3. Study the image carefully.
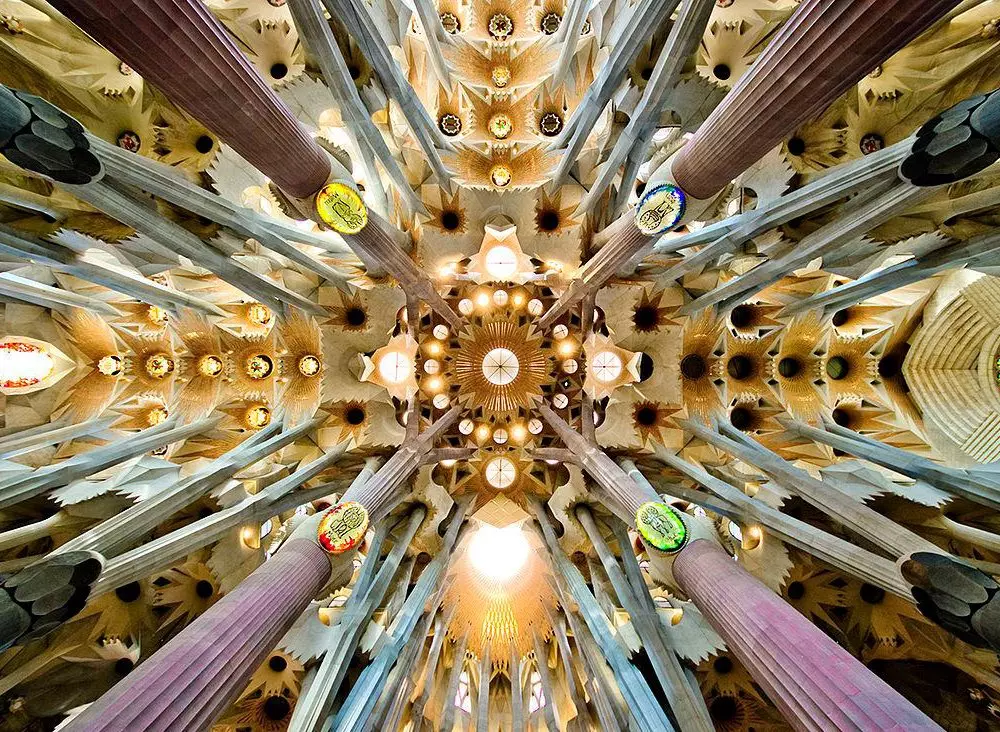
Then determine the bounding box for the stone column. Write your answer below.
[61,539,334,732]
[673,539,942,731]
[538,404,658,521]
[48,0,330,198]
[671,0,961,199]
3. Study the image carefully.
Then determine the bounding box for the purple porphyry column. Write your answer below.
[671,0,962,199]
[48,0,331,199]
[62,540,331,732]
[673,540,941,731]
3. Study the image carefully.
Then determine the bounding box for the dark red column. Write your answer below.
[62,540,331,732]
[49,0,330,198]
[674,540,941,731]
[672,0,961,199]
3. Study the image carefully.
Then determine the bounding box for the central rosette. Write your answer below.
[482,347,518,386]
[452,319,552,414]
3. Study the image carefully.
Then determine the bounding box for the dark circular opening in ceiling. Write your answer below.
[777,357,800,378]
[681,354,706,379]
[727,355,753,380]
[115,581,142,603]
[263,696,291,721]
[826,356,850,380]
[345,307,367,326]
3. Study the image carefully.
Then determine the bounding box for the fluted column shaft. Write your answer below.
[49,0,330,198]
[63,540,332,732]
[674,540,941,732]
[672,0,959,199]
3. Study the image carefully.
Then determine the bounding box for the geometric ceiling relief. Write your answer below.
[5,0,1000,729]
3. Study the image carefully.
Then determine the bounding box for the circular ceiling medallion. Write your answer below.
[634,183,686,235]
[485,245,518,279]
[315,182,368,234]
[636,502,688,553]
[484,456,517,489]
[317,501,369,554]
[482,347,519,386]
[591,350,623,382]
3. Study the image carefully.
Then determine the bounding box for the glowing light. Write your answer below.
[476,424,491,441]
[378,352,413,384]
[145,353,175,379]
[198,355,224,377]
[475,290,492,308]
[98,354,122,376]
[489,113,513,140]
[0,342,53,389]
[511,292,526,307]
[426,342,443,358]
[511,423,527,442]
[485,245,518,280]
[298,355,321,376]
[245,354,273,380]
[469,524,529,580]
[557,340,576,357]
[147,305,168,326]
[441,459,457,467]
[592,351,623,382]
[425,375,444,392]
[491,66,511,88]
[246,302,273,327]
[240,525,260,550]
[490,165,512,188]
[482,347,519,386]
[147,406,169,426]
[245,405,272,429]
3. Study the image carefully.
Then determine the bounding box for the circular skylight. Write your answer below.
[482,347,519,385]
[484,456,517,488]
[469,523,529,581]
[591,350,623,382]
[378,352,413,383]
[485,245,518,280]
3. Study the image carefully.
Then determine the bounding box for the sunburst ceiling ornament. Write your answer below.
[452,319,552,414]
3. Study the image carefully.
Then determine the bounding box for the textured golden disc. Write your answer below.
[634,183,686,235]
[635,501,688,553]
[317,501,369,554]
[315,182,368,234]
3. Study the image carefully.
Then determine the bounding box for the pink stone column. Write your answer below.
[62,540,331,732]
[672,0,961,199]
[49,0,331,198]
[673,540,941,731]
